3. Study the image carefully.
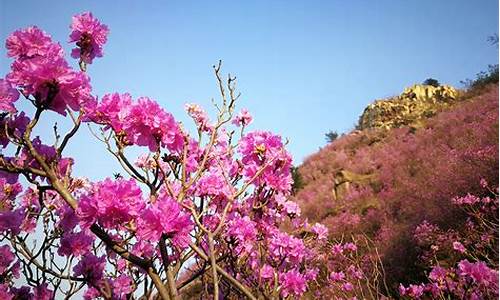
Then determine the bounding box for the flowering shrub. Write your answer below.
[0,12,329,300]
[399,182,499,299]
[292,82,498,293]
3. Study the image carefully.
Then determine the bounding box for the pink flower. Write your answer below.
[429,266,447,282]
[185,103,213,132]
[305,268,319,281]
[58,231,94,257]
[238,131,293,191]
[69,12,109,64]
[399,284,425,298]
[0,79,19,113]
[5,26,54,59]
[112,274,134,297]
[195,170,234,199]
[0,112,29,148]
[260,264,275,281]
[329,271,345,281]
[0,245,15,274]
[342,282,354,292]
[73,254,106,284]
[311,223,328,240]
[452,194,481,206]
[0,208,24,234]
[0,284,13,300]
[279,269,307,298]
[226,216,257,253]
[332,243,344,255]
[458,260,498,287]
[136,194,193,249]
[90,93,132,131]
[343,242,358,252]
[33,283,53,300]
[232,108,253,127]
[268,231,307,265]
[452,241,466,253]
[347,265,363,280]
[283,200,301,216]
[77,178,144,229]
[122,97,184,152]
[7,47,93,115]
[480,178,488,188]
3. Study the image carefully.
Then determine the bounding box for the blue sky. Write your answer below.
[0,0,498,179]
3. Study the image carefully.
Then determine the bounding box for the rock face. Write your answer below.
[358,84,459,130]
[332,169,377,201]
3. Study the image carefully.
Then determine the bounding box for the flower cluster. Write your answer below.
[77,178,144,229]
[232,108,253,127]
[5,26,94,115]
[238,131,293,191]
[91,93,184,151]
[136,193,193,249]
[69,12,109,64]
[399,183,499,299]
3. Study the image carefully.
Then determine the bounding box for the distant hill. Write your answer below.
[291,83,499,290]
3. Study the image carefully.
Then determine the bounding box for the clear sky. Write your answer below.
[1,0,498,179]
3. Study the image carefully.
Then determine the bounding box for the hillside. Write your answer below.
[291,82,499,294]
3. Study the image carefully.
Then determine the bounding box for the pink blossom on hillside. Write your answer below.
[311,223,328,240]
[69,12,109,64]
[452,241,466,253]
[329,271,345,281]
[260,264,275,281]
[279,269,307,298]
[458,260,498,288]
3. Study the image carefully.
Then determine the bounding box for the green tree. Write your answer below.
[423,78,440,87]
[325,130,339,143]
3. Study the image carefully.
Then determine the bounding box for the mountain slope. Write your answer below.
[292,83,499,288]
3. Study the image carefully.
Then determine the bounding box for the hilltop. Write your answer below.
[291,80,499,293]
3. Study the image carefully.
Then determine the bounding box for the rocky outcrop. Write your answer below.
[358,84,459,130]
[332,169,377,201]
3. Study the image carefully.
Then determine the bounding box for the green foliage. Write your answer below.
[461,64,499,90]
[422,78,440,87]
[291,166,304,194]
[325,130,339,143]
